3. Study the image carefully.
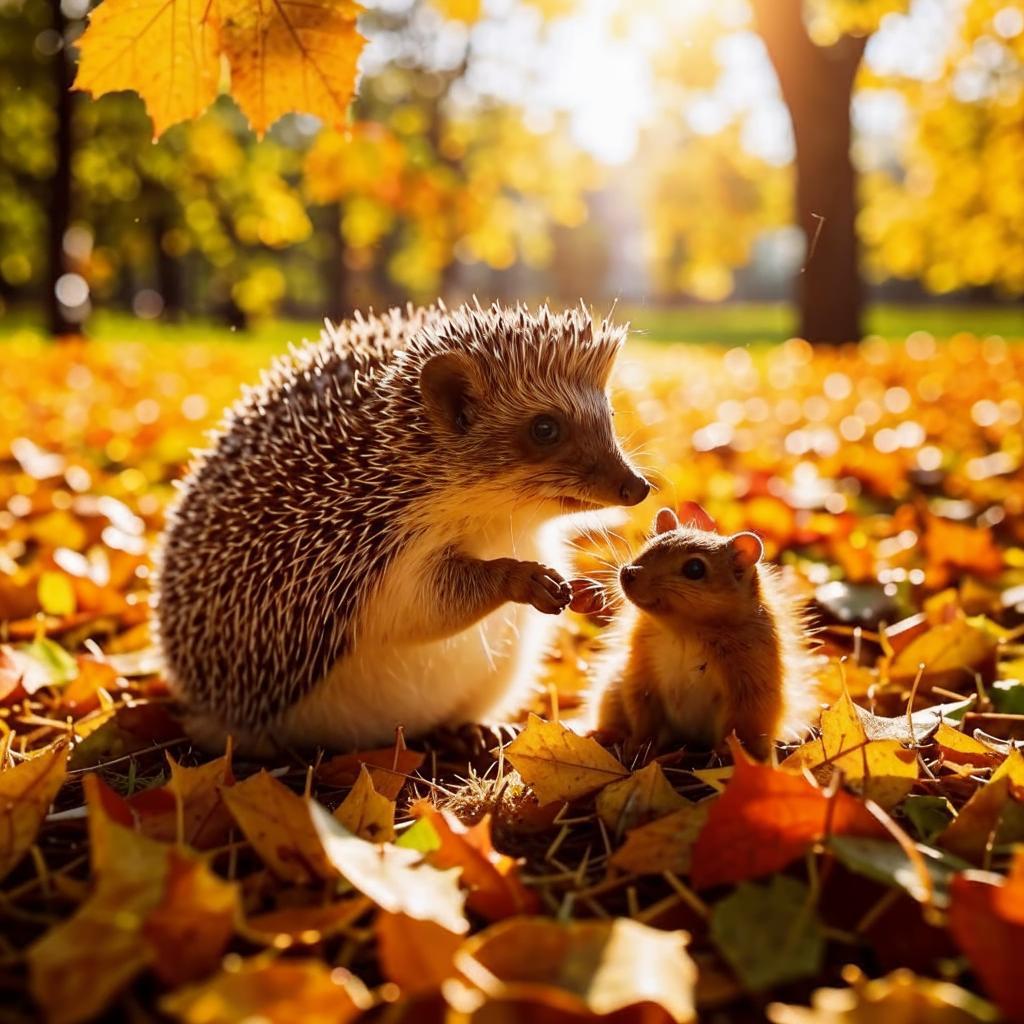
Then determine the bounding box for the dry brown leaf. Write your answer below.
[219,0,364,137]
[75,0,221,137]
[938,751,1024,863]
[377,911,463,995]
[29,776,237,1024]
[934,723,1003,768]
[609,801,711,876]
[504,714,628,805]
[333,765,395,843]
[0,741,68,881]
[455,917,697,1023]
[161,955,371,1024]
[317,745,425,800]
[221,770,335,884]
[596,762,688,835]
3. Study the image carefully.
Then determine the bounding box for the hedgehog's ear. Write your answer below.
[420,351,482,434]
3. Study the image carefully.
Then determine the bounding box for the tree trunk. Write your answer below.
[46,0,76,338]
[751,0,865,343]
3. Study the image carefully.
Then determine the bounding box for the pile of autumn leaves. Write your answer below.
[4,697,1024,1023]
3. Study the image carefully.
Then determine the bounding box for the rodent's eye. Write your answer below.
[529,414,561,446]
[681,558,706,580]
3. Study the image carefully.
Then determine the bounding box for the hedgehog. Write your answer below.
[153,302,649,755]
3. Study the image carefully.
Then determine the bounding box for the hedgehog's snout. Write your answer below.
[619,472,650,506]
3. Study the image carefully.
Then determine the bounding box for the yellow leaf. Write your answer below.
[609,801,711,876]
[220,770,335,884]
[889,616,998,690]
[75,0,221,138]
[596,762,688,835]
[455,917,697,1022]
[219,0,364,137]
[504,714,628,805]
[310,803,468,933]
[161,956,371,1024]
[934,723,1003,768]
[37,571,75,617]
[333,765,395,843]
[0,742,68,881]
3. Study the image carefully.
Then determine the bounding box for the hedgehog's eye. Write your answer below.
[529,414,561,446]
[681,558,706,580]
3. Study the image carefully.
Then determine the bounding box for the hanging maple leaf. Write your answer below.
[74,0,222,139]
[218,0,364,137]
[74,0,365,139]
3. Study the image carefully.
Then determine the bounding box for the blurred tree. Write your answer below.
[860,0,1024,298]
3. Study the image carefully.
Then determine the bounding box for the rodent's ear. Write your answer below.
[654,507,680,534]
[678,501,717,532]
[731,532,764,572]
[420,351,482,434]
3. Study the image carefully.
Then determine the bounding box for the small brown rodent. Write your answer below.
[591,503,816,759]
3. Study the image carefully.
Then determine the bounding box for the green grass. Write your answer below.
[2,302,1021,348]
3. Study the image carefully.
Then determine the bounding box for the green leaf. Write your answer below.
[829,836,967,907]
[20,638,78,687]
[903,795,955,845]
[395,817,441,854]
[991,680,1024,715]
[710,876,824,992]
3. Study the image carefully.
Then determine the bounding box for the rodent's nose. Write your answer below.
[618,473,651,506]
[620,564,641,585]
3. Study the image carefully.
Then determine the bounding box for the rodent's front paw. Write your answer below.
[507,561,572,614]
[569,577,606,614]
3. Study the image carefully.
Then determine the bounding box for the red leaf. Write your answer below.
[690,740,886,890]
[948,855,1024,1023]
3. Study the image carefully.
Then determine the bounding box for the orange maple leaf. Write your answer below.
[690,740,886,890]
[218,0,364,137]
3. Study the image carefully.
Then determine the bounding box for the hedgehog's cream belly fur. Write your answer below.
[271,523,561,751]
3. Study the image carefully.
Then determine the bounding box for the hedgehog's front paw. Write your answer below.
[505,560,572,614]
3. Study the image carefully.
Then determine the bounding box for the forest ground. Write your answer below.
[2,312,1024,1024]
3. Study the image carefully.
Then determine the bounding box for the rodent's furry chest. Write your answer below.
[645,625,731,746]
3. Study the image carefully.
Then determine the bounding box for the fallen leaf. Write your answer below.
[221,770,335,884]
[333,765,395,843]
[128,745,235,849]
[609,801,711,876]
[74,0,221,137]
[29,776,237,1024]
[934,722,1003,768]
[142,850,239,986]
[711,876,825,992]
[938,751,1024,864]
[596,762,688,835]
[310,801,468,933]
[377,912,463,995]
[948,852,1024,1023]
[455,917,697,1023]
[767,967,1000,1023]
[888,615,998,691]
[412,802,539,920]
[317,745,425,800]
[219,0,365,137]
[691,739,885,890]
[902,795,955,844]
[829,836,967,907]
[161,956,371,1024]
[504,714,628,805]
[0,742,68,881]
